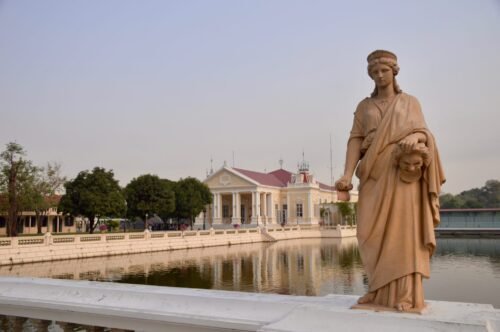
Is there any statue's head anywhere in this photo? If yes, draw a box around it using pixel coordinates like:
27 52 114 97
393 143 431 183
367 50 402 97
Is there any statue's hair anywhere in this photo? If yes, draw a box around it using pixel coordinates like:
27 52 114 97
368 56 402 97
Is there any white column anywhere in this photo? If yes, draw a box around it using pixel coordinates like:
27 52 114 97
267 193 273 224
307 192 313 223
232 192 236 216
256 191 261 224
251 191 261 224
212 193 217 219
231 192 239 224
213 193 222 224
236 193 241 219
251 192 256 224
261 193 267 225
286 192 291 225
218 194 223 219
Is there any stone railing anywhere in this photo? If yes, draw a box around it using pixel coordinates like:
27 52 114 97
0 225 356 266
0 277 498 332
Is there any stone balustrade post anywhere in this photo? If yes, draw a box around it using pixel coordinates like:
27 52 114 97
44 232 53 246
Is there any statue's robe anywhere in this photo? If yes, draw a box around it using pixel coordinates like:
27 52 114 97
349 92 445 308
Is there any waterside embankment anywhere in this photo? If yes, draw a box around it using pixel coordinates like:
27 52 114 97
0 225 356 266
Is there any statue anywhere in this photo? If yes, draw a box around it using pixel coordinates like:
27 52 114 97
335 50 445 313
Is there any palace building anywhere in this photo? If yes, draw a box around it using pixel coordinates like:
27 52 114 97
0 195 77 236
196 160 358 228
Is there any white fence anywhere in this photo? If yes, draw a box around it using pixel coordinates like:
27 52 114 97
0 225 356 266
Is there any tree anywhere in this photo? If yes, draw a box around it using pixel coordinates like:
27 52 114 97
27 163 66 234
439 193 465 209
0 142 39 237
59 167 126 233
174 177 212 229
124 174 175 228
440 179 500 209
335 201 355 225
481 180 500 207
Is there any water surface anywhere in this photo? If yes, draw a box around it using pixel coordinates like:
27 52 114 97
1 237 499 308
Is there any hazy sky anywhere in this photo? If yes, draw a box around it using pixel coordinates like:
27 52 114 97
1 0 499 194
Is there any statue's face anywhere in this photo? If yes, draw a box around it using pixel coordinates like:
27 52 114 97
370 63 393 89
399 152 424 183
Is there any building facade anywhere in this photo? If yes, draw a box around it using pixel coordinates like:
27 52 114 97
196 162 358 228
0 195 77 236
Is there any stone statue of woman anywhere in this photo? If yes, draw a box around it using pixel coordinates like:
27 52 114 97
335 50 446 312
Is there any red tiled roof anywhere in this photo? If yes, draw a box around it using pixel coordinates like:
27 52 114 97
268 169 293 185
232 168 288 187
231 167 334 191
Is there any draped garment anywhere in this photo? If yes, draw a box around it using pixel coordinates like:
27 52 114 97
349 93 445 301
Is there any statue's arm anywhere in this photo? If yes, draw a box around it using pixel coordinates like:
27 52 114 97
399 95 428 152
335 137 363 190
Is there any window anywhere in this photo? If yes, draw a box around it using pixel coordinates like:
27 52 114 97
222 205 230 218
296 203 303 217
0 216 5 228
41 216 48 227
64 216 74 227
24 217 30 227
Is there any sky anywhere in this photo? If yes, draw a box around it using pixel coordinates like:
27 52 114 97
1 0 499 194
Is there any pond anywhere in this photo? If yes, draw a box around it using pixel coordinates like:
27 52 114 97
1 237 499 308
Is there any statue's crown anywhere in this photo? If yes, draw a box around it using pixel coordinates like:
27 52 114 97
367 50 397 63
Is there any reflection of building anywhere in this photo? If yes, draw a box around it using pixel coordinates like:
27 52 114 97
197 160 358 228
0 195 76 236
0 238 363 297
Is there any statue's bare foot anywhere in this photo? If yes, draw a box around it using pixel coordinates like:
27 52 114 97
396 302 413 312
357 292 375 304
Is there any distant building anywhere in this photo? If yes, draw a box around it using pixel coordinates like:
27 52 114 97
196 161 358 228
0 195 77 236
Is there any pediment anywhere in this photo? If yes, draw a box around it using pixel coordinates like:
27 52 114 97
204 168 257 188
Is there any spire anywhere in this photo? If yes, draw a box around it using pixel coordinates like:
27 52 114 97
279 158 283 169
298 151 309 172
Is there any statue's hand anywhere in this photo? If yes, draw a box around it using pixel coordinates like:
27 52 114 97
399 134 420 153
335 175 353 191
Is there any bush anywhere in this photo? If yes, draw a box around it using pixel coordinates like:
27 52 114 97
105 219 120 231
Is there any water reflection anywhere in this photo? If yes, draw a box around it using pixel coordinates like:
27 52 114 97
427 238 500 308
1 237 499 308
0 238 365 297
